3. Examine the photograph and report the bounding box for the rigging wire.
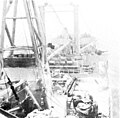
[22,0,43,82]
[48,4,65,28]
[38,7,46,41]
[2,71,10,100]
[17,2,39,83]
[22,21,39,82]
[77,5,94,36]
[1,68,20,102]
[47,4,72,40]
[44,87,67,110]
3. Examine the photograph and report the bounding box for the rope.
[48,4,72,40]
[2,71,10,99]
[49,5,65,28]
[38,7,46,41]
[44,87,65,108]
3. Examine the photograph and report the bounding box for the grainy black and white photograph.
[0,0,119,118]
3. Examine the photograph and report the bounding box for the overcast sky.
[46,0,120,51]
[0,0,120,55]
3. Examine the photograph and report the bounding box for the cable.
[1,71,10,99]
[48,4,72,40]
[19,1,41,82]
[38,8,46,40]
[49,5,65,28]
[44,86,66,110]
[78,6,95,36]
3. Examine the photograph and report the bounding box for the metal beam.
[12,0,18,44]
[5,24,14,46]
[0,0,7,75]
[0,108,18,118]
[73,4,79,54]
[32,1,46,64]
[47,40,72,61]
[23,0,38,64]
[0,0,7,50]
[6,17,36,19]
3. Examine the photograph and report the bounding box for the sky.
[0,0,120,59]
[45,0,120,52]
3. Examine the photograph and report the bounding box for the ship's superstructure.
[48,34,108,81]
